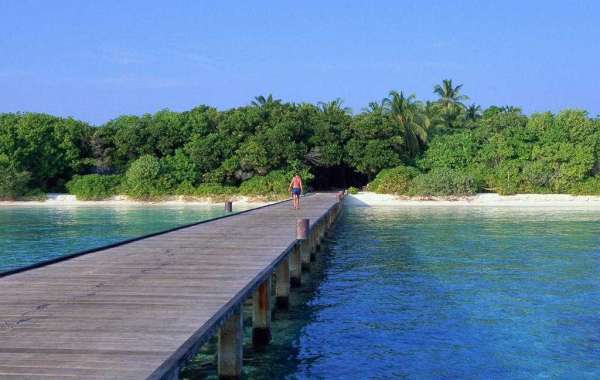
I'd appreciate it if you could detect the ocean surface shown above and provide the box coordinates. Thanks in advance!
[3,204,600,379]
[0,204,234,273]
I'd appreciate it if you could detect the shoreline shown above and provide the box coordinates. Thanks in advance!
[347,192,600,207]
[0,194,275,207]
[5,192,600,207]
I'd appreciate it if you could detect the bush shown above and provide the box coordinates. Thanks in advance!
[347,186,359,194]
[194,183,237,197]
[159,149,199,191]
[367,165,420,194]
[122,155,164,199]
[417,131,479,171]
[239,170,290,196]
[66,174,122,200]
[174,181,196,196]
[203,157,241,185]
[486,161,522,195]
[410,168,478,196]
[569,177,600,195]
[520,161,554,193]
[239,169,313,197]
[0,154,31,200]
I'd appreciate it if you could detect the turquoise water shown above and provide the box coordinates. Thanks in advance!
[186,205,600,379]
[4,204,600,378]
[0,204,232,273]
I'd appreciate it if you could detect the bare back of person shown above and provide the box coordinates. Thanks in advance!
[288,175,303,209]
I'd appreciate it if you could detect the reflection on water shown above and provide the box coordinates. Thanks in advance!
[0,205,233,273]
[186,206,600,379]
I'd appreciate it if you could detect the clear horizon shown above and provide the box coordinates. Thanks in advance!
[1,0,599,125]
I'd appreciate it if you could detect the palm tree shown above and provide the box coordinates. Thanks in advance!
[500,105,522,114]
[317,98,351,115]
[465,104,482,121]
[432,79,469,128]
[250,94,281,108]
[383,90,430,156]
[363,100,387,114]
[433,79,469,111]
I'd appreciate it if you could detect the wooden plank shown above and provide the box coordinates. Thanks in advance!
[0,193,341,379]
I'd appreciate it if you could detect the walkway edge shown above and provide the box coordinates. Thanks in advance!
[0,196,308,278]
[147,200,342,380]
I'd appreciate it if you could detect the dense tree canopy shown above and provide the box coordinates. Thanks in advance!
[1,80,599,200]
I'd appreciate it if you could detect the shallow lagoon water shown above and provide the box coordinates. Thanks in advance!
[3,204,600,379]
[285,206,600,379]
[185,205,600,379]
[0,204,232,273]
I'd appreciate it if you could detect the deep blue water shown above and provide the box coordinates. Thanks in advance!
[185,205,600,379]
[0,204,231,273]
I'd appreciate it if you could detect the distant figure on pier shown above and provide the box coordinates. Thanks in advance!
[288,173,303,210]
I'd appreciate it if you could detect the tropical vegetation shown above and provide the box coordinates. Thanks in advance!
[1,80,599,200]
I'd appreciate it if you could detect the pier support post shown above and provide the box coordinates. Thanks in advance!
[218,307,243,380]
[290,246,302,287]
[315,221,323,251]
[252,278,271,346]
[309,229,317,261]
[319,222,325,247]
[301,242,311,270]
[297,218,309,239]
[297,219,311,271]
[275,258,290,308]
[225,201,233,213]
[326,212,334,237]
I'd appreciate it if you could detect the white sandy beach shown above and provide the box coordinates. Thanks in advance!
[347,192,600,207]
[5,192,600,208]
[0,193,273,207]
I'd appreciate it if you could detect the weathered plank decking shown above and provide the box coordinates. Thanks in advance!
[0,192,342,379]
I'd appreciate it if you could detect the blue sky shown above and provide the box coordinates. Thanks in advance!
[1,0,599,124]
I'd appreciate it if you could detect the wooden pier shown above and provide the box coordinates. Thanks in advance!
[0,192,344,379]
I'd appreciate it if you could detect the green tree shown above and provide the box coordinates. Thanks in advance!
[465,104,482,121]
[308,99,351,167]
[122,155,163,198]
[434,79,469,111]
[251,94,281,108]
[433,79,469,129]
[98,114,152,171]
[383,91,430,157]
[0,154,31,199]
[346,139,401,177]
[0,113,91,190]
[160,149,199,190]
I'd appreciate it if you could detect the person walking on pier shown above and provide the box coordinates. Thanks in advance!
[288,173,303,210]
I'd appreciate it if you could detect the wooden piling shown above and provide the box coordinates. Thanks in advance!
[252,278,272,346]
[301,241,311,270]
[297,218,309,239]
[309,227,317,261]
[297,218,311,271]
[290,245,302,287]
[275,257,290,308]
[218,307,243,380]
[225,201,233,213]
